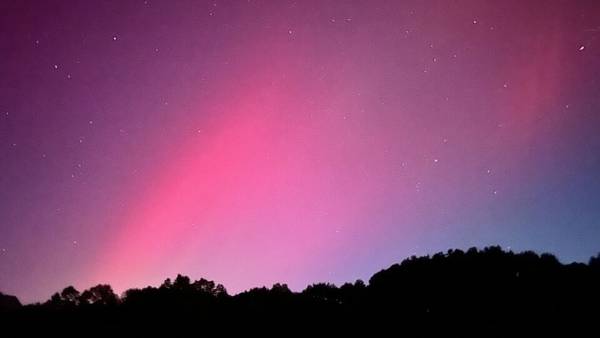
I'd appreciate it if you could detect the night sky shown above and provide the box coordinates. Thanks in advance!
[1,0,600,303]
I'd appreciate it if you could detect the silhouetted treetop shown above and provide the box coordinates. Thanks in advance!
[2,246,600,332]
[0,292,21,312]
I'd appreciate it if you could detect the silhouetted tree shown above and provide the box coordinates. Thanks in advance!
[173,274,191,289]
[0,292,21,312]
[79,284,118,306]
[589,252,600,268]
[60,286,80,306]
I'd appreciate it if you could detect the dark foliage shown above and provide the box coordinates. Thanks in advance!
[2,246,599,334]
[0,292,21,312]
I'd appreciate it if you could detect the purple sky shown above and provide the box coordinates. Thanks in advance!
[1,0,600,303]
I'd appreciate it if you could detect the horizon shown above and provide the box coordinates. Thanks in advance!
[6,244,596,305]
[1,0,600,304]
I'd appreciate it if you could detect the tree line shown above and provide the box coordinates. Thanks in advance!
[1,245,600,333]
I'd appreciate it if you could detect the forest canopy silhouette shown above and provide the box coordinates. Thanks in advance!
[1,246,600,331]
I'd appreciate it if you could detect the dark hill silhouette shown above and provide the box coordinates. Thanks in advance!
[2,246,600,333]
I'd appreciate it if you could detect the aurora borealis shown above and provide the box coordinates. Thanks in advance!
[1,0,600,303]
